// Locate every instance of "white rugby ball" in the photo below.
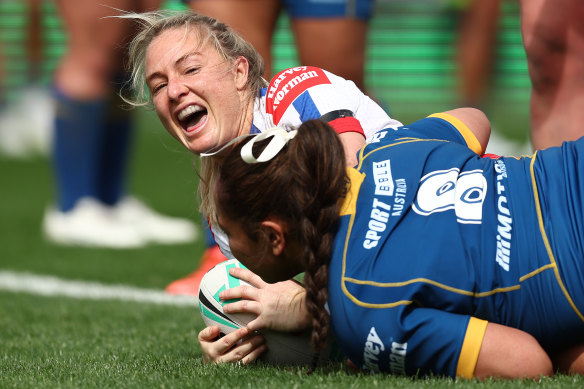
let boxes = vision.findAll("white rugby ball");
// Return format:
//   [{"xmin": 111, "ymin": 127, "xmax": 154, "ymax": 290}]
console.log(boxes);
[{"xmin": 198, "ymin": 258, "xmax": 339, "ymax": 366}]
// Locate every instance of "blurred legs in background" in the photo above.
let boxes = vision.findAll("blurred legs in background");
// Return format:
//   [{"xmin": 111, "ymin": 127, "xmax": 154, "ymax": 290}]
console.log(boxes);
[
  {"xmin": 519, "ymin": 0, "xmax": 584, "ymax": 150},
  {"xmin": 43, "ymin": 0, "xmax": 197, "ymax": 249},
  {"xmin": 454, "ymin": 0, "xmax": 501, "ymax": 109},
  {"xmin": 0, "ymin": 0, "xmax": 53, "ymax": 158}
]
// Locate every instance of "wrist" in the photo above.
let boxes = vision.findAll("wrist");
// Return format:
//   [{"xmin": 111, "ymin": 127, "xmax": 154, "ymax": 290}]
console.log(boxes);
[{"xmin": 292, "ymin": 288, "xmax": 312, "ymax": 329}]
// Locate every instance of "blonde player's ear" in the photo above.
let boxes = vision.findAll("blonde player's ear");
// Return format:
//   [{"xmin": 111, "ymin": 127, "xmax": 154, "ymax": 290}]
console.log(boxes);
[
  {"xmin": 234, "ymin": 56, "xmax": 249, "ymax": 91},
  {"xmin": 260, "ymin": 220, "xmax": 286, "ymax": 256}
]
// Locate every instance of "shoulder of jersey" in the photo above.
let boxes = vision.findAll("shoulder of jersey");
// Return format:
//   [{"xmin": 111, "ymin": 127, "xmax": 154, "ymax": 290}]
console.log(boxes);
[{"xmin": 265, "ymin": 66, "xmax": 333, "ymax": 125}]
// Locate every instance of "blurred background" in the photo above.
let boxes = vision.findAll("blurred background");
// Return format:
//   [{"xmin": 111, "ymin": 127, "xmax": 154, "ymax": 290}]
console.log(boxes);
[{"xmin": 0, "ymin": 0, "xmax": 530, "ymax": 151}]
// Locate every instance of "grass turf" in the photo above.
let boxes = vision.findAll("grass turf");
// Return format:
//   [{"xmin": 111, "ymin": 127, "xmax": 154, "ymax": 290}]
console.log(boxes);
[{"xmin": 3, "ymin": 291, "xmax": 583, "ymax": 388}]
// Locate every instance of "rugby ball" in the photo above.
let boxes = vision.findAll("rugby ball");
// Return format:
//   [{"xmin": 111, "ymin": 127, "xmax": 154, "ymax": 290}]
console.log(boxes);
[{"xmin": 198, "ymin": 258, "xmax": 339, "ymax": 366}]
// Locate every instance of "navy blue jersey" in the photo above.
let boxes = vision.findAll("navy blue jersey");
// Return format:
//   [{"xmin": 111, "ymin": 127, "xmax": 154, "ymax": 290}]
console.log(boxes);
[{"xmin": 327, "ymin": 113, "xmax": 584, "ymax": 377}]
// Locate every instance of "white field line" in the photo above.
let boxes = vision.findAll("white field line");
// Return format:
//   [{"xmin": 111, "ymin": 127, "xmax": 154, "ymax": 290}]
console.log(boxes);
[{"xmin": 0, "ymin": 270, "xmax": 197, "ymax": 307}]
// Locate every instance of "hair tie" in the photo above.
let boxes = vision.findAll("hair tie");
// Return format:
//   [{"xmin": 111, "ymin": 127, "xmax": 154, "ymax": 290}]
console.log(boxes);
[
  {"xmin": 240, "ymin": 128, "xmax": 297, "ymax": 164},
  {"xmin": 200, "ymin": 127, "xmax": 297, "ymax": 164}
]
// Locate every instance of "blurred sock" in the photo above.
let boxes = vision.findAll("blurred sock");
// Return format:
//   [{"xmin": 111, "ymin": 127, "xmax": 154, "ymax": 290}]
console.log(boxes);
[
  {"xmin": 97, "ymin": 96, "xmax": 133, "ymax": 206},
  {"xmin": 52, "ymin": 86, "xmax": 107, "ymax": 212}
]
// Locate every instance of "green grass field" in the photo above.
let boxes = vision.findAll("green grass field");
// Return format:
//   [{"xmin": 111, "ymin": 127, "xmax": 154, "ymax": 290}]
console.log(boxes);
[{"xmin": 0, "ymin": 108, "xmax": 581, "ymax": 388}]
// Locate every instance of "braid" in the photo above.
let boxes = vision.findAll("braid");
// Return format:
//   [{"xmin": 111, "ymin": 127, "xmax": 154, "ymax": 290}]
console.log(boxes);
[
  {"xmin": 302, "ymin": 208, "xmax": 335, "ymax": 351},
  {"xmin": 217, "ymin": 119, "xmax": 348, "ymax": 365},
  {"xmin": 286, "ymin": 120, "xmax": 346, "ymax": 356}
]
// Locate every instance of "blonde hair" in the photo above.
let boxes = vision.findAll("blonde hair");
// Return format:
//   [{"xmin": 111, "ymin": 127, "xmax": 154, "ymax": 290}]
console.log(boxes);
[
  {"xmin": 118, "ymin": 10, "xmax": 267, "ymax": 220},
  {"xmin": 199, "ymin": 156, "xmax": 223, "ymax": 225},
  {"xmin": 120, "ymin": 10, "xmax": 265, "ymax": 108}
]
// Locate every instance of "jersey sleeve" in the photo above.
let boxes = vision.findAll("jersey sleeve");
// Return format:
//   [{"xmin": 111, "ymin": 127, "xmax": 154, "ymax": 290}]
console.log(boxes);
[
  {"xmin": 392, "ymin": 114, "xmax": 483, "ymax": 155},
  {"xmin": 457, "ymin": 316, "xmax": 488, "ymax": 378},
  {"xmin": 264, "ymin": 66, "xmax": 402, "ymax": 141},
  {"xmin": 397, "ymin": 309, "xmax": 487, "ymax": 377},
  {"xmin": 339, "ymin": 306, "xmax": 487, "ymax": 377}
]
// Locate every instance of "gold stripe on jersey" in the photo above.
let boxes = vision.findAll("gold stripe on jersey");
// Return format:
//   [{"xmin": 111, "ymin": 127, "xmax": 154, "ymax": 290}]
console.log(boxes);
[
  {"xmin": 339, "ymin": 167, "xmax": 365, "ymax": 217},
  {"xmin": 530, "ymin": 152, "xmax": 584, "ymax": 323},
  {"xmin": 428, "ymin": 113, "xmax": 483, "ymax": 155},
  {"xmin": 456, "ymin": 317, "xmax": 488, "ymax": 379},
  {"xmin": 341, "ymin": 261, "xmax": 560, "ymax": 309},
  {"xmin": 359, "ymin": 138, "xmax": 446, "ymax": 165},
  {"xmin": 343, "ymin": 277, "xmax": 521, "ymax": 300}
]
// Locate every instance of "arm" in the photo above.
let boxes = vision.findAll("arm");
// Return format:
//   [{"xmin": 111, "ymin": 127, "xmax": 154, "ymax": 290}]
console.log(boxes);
[
  {"xmin": 266, "ymin": 67, "xmax": 398, "ymax": 166},
  {"xmin": 474, "ymin": 322, "xmax": 553, "ymax": 379},
  {"xmin": 338, "ymin": 132, "xmax": 365, "ymax": 167},
  {"xmin": 396, "ymin": 108, "xmax": 490, "ymax": 155},
  {"xmin": 320, "ymin": 110, "xmax": 367, "ymax": 167},
  {"xmin": 341, "ymin": 306, "xmax": 552, "ymax": 378},
  {"xmin": 441, "ymin": 107, "xmax": 491, "ymax": 153},
  {"xmin": 553, "ymin": 342, "xmax": 584, "ymax": 374}
]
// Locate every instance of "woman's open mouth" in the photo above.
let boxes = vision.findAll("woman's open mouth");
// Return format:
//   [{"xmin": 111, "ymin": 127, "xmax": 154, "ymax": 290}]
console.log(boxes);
[{"xmin": 178, "ymin": 104, "xmax": 208, "ymax": 133}]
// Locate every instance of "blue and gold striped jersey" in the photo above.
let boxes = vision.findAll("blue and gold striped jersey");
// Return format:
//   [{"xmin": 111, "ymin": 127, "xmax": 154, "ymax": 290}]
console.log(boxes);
[{"xmin": 327, "ymin": 114, "xmax": 584, "ymax": 377}]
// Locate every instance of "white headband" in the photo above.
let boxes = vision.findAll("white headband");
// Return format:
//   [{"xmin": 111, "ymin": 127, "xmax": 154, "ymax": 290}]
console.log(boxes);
[{"xmin": 200, "ymin": 127, "xmax": 297, "ymax": 164}]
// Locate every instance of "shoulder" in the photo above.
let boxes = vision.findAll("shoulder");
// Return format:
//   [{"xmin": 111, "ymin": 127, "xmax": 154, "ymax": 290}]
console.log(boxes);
[{"xmin": 265, "ymin": 66, "xmax": 360, "ymax": 124}]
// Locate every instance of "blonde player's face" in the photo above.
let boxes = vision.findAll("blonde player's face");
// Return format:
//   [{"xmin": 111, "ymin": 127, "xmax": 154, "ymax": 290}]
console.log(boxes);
[{"xmin": 146, "ymin": 27, "xmax": 251, "ymax": 154}]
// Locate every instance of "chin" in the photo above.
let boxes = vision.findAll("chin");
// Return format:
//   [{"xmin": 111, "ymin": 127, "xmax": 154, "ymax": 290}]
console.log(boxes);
[
  {"xmin": 188, "ymin": 143, "xmax": 204, "ymax": 155},
  {"xmin": 188, "ymin": 134, "xmax": 221, "ymax": 155},
  {"xmin": 186, "ymin": 139, "xmax": 212, "ymax": 155}
]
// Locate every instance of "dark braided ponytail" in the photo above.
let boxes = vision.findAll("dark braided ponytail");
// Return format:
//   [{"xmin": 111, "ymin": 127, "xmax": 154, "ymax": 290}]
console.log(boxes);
[{"xmin": 217, "ymin": 119, "xmax": 348, "ymax": 359}]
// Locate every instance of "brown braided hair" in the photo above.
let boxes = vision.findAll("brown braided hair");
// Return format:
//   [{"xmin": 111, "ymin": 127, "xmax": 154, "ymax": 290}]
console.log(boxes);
[{"xmin": 216, "ymin": 119, "xmax": 347, "ymax": 356}]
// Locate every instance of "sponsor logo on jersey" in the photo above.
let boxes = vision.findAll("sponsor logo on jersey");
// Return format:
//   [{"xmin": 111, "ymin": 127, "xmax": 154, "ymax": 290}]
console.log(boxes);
[
  {"xmin": 494, "ymin": 159, "xmax": 512, "ymax": 271},
  {"xmin": 266, "ymin": 66, "xmax": 331, "ymax": 124},
  {"xmin": 363, "ymin": 197, "xmax": 392, "ymax": 249},
  {"xmin": 392, "ymin": 179, "xmax": 407, "ymax": 217},
  {"xmin": 389, "ymin": 341, "xmax": 407, "ymax": 375},
  {"xmin": 363, "ymin": 327, "xmax": 385, "ymax": 373},
  {"xmin": 363, "ymin": 160, "xmax": 407, "ymax": 249},
  {"xmin": 373, "ymin": 160, "xmax": 394, "ymax": 196}
]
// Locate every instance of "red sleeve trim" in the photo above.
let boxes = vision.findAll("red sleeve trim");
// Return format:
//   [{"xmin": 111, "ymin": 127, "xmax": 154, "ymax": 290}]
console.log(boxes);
[{"xmin": 329, "ymin": 116, "xmax": 365, "ymax": 137}]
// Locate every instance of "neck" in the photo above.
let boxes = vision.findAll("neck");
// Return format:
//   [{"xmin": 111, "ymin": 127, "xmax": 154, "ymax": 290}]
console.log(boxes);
[{"xmin": 237, "ymin": 92, "xmax": 256, "ymax": 137}]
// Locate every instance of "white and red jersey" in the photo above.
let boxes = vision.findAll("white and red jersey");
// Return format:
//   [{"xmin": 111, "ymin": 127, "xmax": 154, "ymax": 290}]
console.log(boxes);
[
  {"xmin": 251, "ymin": 66, "xmax": 402, "ymax": 140},
  {"xmin": 213, "ymin": 66, "xmax": 402, "ymax": 259}
]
